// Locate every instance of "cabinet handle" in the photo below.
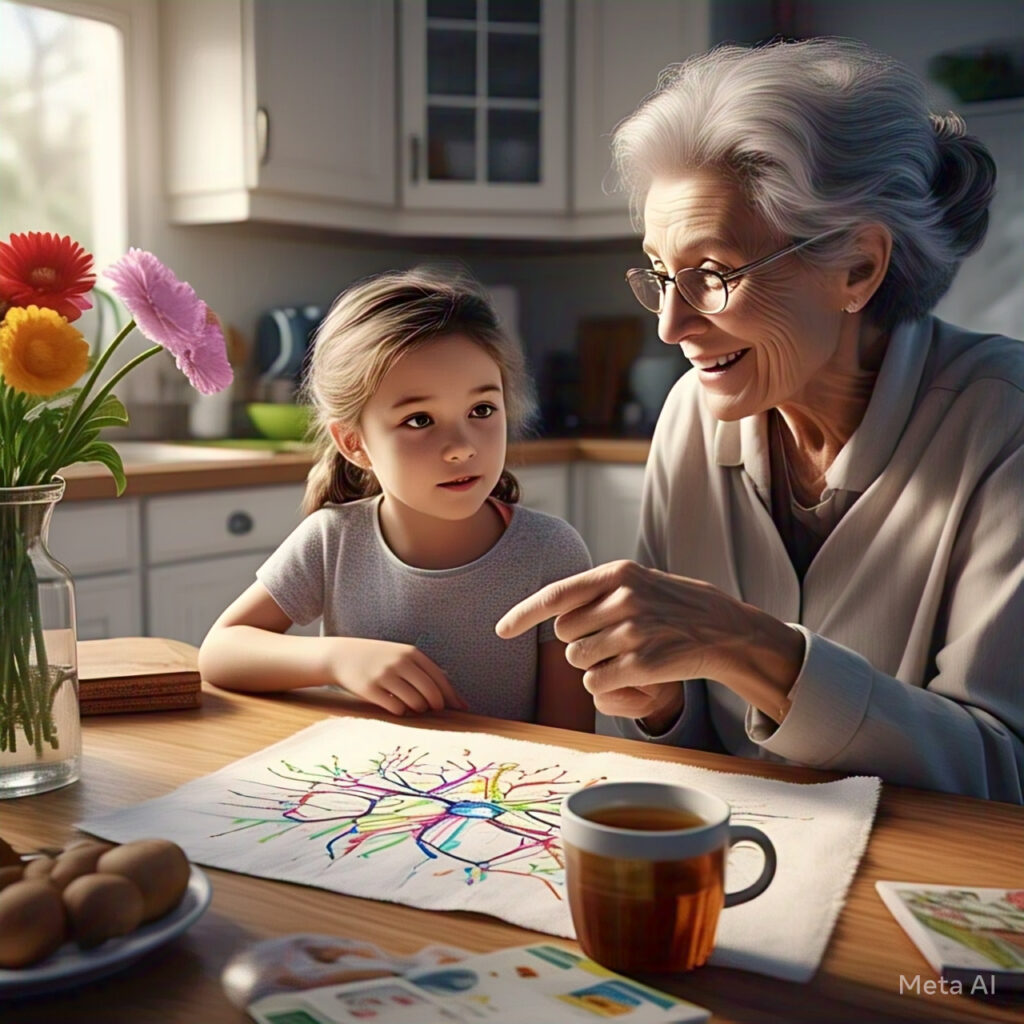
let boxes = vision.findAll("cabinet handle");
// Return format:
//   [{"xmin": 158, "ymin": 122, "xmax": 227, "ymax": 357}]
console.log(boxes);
[
  {"xmin": 256, "ymin": 107, "xmax": 270, "ymax": 165},
  {"xmin": 227, "ymin": 511, "xmax": 254, "ymax": 536},
  {"xmin": 409, "ymin": 134, "xmax": 420, "ymax": 184}
]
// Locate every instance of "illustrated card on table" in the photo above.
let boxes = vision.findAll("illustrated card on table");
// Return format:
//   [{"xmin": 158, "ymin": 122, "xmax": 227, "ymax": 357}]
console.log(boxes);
[
  {"xmin": 247, "ymin": 944, "xmax": 709, "ymax": 1023},
  {"xmin": 876, "ymin": 881, "xmax": 1024, "ymax": 993}
]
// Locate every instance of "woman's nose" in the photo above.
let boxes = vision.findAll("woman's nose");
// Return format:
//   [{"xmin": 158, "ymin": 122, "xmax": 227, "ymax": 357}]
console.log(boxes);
[{"xmin": 658, "ymin": 284, "xmax": 710, "ymax": 347}]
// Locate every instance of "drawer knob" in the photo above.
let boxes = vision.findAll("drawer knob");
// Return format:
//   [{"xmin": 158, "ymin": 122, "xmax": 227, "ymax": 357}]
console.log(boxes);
[{"xmin": 227, "ymin": 511, "xmax": 254, "ymax": 535}]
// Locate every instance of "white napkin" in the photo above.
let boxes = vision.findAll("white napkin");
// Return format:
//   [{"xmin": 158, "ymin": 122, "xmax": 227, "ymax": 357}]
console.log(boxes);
[{"xmin": 78, "ymin": 718, "xmax": 880, "ymax": 983}]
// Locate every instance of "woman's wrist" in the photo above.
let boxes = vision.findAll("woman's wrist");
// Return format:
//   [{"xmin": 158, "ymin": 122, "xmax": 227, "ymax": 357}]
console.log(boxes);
[
  {"xmin": 637, "ymin": 683, "xmax": 686, "ymax": 735},
  {"xmin": 721, "ymin": 606, "xmax": 805, "ymax": 723}
]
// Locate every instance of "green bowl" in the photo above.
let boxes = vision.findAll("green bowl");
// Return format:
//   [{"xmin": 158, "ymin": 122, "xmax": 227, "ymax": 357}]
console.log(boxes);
[{"xmin": 246, "ymin": 403, "xmax": 313, "ymax": 441}]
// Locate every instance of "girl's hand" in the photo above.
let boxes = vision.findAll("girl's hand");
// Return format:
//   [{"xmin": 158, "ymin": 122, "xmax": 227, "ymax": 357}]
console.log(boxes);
[
  {"xmin": 327, "ymin": 638, "xmax": 467, "ymax": 715},
  {"xmin": 496, "ymin": 560, "xmax": 803, "ymax": 723}
]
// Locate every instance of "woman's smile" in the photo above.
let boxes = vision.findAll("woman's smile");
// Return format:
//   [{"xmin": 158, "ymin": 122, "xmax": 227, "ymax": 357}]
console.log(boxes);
[{"xmin": 688, "ymin": 347, "xmax": 750, "ymax": 374}]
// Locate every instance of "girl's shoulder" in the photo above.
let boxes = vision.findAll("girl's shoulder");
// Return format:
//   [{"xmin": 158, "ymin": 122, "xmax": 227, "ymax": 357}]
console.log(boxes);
[{"xmin": 503, "ymin": 504, "xmax": 591, "ymax": 570}]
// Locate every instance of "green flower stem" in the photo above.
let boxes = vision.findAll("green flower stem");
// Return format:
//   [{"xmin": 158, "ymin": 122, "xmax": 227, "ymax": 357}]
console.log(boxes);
[
  {"xmin": 50, "ymin": 317, "xmax": 136, "ymax": 454},
  {"xmin": 0, "ymin": 500, "xmax": 63, "ymax": 756},
  {"xmin": 47, "ymin": 339, "xmax": 162, "ymax": 477}
]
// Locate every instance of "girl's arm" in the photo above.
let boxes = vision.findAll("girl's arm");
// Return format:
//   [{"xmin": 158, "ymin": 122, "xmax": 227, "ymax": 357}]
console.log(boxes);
[
  {"xmin": 199, "ymin": 582, "xmax": 465, "ymax": 714},
  {"xmin": 534, "ymin": 640, "xmax": 595, "ymax": 733}
]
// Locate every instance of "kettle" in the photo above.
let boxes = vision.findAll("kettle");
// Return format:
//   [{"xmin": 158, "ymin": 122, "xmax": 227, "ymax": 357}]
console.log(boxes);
[{"xmin": 255, "ymin": 305, "xmax": 323, "ymax": 386}]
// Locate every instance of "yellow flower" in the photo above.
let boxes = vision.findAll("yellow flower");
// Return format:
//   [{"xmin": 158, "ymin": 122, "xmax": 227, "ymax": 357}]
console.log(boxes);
[{"xmin": 0, "ymin": 304, "xmax": 90, "ymax": 396}]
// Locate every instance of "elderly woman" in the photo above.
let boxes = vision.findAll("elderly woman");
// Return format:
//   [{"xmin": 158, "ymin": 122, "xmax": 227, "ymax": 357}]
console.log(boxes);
[{"xmin": 498, "ymin": 38, "xmax": 1023, "ymax": 802}]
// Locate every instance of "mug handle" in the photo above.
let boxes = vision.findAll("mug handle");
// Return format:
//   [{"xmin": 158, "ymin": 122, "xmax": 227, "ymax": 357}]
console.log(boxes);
[{"xmin": 724, "ymin": 824, "xmax": 777, "ymax": 908}]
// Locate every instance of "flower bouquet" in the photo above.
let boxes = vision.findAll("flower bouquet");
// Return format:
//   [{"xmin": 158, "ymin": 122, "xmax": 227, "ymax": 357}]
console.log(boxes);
[{"xmin": 0, "ymin": 231, "xmax": 232, "ymax": 796}]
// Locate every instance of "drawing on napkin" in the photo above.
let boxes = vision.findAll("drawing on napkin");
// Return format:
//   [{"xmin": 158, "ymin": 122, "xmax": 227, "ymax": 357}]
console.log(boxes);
[
  {"xmin": 215, "ymin": 743, "xmax": 809, "ymax": 901},
  {"xmin": 220, "ymin": 744, "xmax": 604, "ymax": 897}
]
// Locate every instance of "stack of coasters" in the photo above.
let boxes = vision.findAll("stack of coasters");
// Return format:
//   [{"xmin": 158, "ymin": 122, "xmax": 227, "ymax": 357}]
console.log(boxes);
[{"xmin": 77, "ymin": 636, "xmax": 202, "ymax": 715}]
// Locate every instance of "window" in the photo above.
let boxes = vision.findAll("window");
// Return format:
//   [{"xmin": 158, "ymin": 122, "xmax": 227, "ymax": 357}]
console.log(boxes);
[{"xmin": 0, "ymin": 0, "xmax": 126, "ymax": 272}]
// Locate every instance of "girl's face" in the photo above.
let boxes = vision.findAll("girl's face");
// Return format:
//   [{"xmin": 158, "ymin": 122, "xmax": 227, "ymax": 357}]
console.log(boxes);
[
  {"xmin": 340, "ymin": 333, "xmax": 508, "ymax": 521},
  {"xmin": 642, "ymin": 170, "xmax": 848, "ymax": 421}
]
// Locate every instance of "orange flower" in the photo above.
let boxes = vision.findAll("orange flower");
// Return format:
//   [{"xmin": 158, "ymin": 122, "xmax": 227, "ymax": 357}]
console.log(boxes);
[
  {"xmin": 0, "ymin": 232, "xmax": 95, "ymax": 322},
  {"xmin": 0, "ymin": 305, "xmax": 90, "ymax": 396}
]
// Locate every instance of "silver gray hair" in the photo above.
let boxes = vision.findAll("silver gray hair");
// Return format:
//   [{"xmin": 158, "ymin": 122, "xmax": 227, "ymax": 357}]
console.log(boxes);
[{"xmin": 611, "ymin": 37, "xmax": 996, "ymax": 330}]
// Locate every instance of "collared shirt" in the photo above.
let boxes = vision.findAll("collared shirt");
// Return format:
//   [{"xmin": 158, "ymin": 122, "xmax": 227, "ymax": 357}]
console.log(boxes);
[{"xmin": 609, "ymin": 317, "xmax": 1024, "ymax": 802}]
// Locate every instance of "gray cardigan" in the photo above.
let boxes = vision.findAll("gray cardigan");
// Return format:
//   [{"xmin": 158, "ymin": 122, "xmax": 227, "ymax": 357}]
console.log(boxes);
[{"xmin": 611, "ymin": 317, "xmax": 1024, "ymax": 803}]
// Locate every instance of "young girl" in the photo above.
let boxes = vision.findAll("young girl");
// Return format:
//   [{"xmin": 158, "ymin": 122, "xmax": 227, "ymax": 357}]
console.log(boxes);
[{"xmin": 199, "ymin": 268, "xmax": 595, "ymax": 731}]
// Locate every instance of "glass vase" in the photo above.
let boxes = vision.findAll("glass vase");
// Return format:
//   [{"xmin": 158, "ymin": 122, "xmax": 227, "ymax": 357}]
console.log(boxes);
[{"xmin": 0, "ymin": 478, "xmax": 81, "ymax": 798}]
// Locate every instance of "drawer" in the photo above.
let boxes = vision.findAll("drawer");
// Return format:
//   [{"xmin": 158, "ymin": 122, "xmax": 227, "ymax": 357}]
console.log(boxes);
[
  {"xmin": 145, "ymin": 485, "xmax": 306, "ymax": 564},
  {"xmin": 48, "ymin": 499, "xmax": 141, "ymax": 575}
]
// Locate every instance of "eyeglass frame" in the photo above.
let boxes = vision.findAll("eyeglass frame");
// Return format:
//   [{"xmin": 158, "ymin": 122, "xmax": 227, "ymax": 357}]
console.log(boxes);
[{"xmin": 625, "ymin": 227, "xmax": 847, "ymax": 316}]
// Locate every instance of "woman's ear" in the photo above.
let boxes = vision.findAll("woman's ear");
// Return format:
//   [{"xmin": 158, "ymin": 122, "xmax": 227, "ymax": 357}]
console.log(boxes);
[
  {"xmin": 840, "ymin": 223, "xmax": 892, "ymax": 314},
  {"xmin": 329, "ymin": 421, "xmax": 370, "ymax": 469}
]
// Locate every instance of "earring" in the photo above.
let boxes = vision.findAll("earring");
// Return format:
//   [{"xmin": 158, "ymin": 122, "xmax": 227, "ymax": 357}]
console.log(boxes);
[{"xmin": 844, "ymin": 301, "xmax": 860, "ymax": 314}]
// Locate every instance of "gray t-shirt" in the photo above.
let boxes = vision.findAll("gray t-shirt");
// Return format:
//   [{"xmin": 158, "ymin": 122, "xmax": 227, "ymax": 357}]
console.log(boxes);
[{"xmin": 257, "ymin": 496, "xmax": 592, "ymax": 721}]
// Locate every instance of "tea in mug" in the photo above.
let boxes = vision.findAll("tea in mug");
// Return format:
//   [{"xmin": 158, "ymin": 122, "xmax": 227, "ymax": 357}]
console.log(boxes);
[
  {"xmin": 562, "ymin": 782, "xmax": 777, "ymax": 974},
  {"xmin": 582, "ymin": 805, "xmax": 707, "ymax": 832},
  {"xmin": 565, "ymin": 843, "xmax": 725, "ymax": 974}
]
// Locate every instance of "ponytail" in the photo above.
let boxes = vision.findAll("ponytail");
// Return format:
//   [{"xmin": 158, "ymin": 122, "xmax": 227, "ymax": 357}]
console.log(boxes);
[
  {"xmin": 491, "ymin": 469, "xmax": 521, "ymax": 505},
  {"xmin": 302, "ymin": 440, "xmax": 380, "ymax": 515}
]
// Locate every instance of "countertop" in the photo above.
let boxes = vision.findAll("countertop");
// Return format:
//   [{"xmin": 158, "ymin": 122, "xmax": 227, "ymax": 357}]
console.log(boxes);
[{"xmin": 60, "ymin": 437, "xmax": 651, "ymax": 501}]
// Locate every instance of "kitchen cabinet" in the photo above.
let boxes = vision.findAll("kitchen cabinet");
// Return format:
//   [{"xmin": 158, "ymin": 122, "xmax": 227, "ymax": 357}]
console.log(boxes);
[
  {"xmin": 144, "ymin": 484, "xmax": 319, "ymax": 646},
  {"xmin": 572, "ymin": 463, "xmax": 645, "ymax": 564},
  {"xmin": 47, "ymin": 499, "xmax": 144, "ymax": 640},
  {"xmin": 513, "ymin": 462, "xmax": 571, "ymax": 521},
  {"xmin": 49, "ymin": 484, "xmax": 317, "ymax": 645},
  {"xmin": 160, "ymin": 0, "xmax": 729, "ymax": 238},
  {"xmin": 572, "ymin": 0, "xmax": 711, "ymax": 217},
  {"xmin": 399, "ymin": 0, "xmax": 568, "ymax": 214},
  {"xmin": 161, "ymin": 0, "xmax": 396, "ymax": 229}
]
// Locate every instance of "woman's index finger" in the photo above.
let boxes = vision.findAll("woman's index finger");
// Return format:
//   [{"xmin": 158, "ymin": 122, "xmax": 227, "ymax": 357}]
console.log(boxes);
[{"xmin": 495, "ymin": 565, "xmax": 611, "ymax": 638}]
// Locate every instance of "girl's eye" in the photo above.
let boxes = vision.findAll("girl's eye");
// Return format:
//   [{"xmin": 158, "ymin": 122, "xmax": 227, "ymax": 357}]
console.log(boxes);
[
  {"xmin": 470, "ymin": 403, "xmax": 496, "ymax": 419},
  {"xmin": 403, "ymin": 413, "xmax": 433, "ymax": 429}
]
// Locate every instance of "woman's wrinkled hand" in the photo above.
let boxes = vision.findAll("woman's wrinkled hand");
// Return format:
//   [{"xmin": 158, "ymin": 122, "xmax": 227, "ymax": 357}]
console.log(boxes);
[
  {"xmin": 327, "ymin": 637, "xmax": 467, "ymax": 715},
  {"xmin": 496, "ymin": 560, "xmax": 800, "ymax": 723}
]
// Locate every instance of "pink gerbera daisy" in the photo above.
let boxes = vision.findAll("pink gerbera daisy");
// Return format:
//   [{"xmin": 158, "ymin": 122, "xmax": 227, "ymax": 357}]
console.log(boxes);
[
  {"xmin": 0, "ymin": 232, "xmax": 95, "ymax": 321},
  {"xmin": 104, "ymin": 248, "xmax": 232, "ymax": 394}
]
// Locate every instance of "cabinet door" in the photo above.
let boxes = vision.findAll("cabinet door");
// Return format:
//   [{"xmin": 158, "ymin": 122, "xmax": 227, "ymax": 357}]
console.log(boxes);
[
  {"xmin": 575, "ymin": 464, "xmax": 645, "ymax": 565},
  {"xmin": 75, "ymin": 573, "xmax": 143, "ymax": 641},
  {"xmin": 513, "ymin": 463, "xmax": 571, "ymax": 522},
  {"xmin": 400, "ymin": 0, "xmax": 568, "ymax": 212},
  {"xmin": 251, "ymin": 0, "xmax": 396, "ymax": 205},
  {"xmin": 148, "ymin": 551, "xmax": 270, "ymax": 647},
  {"xmin": 163, "ymin": 0, "xmax": 395, "ymax": 223},
  {"xmin": 573, "ymin": 0, "xmax": 711, "ymax": 214}
]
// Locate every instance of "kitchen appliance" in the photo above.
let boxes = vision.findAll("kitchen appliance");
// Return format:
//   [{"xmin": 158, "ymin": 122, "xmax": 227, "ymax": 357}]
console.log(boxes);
[{"xmin": 254, "ymin": 305, "xmax": 324, "ymax": 397}]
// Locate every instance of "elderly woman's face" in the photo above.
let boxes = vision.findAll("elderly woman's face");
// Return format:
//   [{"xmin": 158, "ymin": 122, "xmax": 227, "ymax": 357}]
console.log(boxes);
[{"xmin": 643, "ymin": 171, "xmax": 844, "ymax": 421}]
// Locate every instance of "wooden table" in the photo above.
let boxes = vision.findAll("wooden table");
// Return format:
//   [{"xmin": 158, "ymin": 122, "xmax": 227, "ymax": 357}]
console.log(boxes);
[{"xmin": 4, "ymin": 685, "xmax": 1022, "ymax": 1023}]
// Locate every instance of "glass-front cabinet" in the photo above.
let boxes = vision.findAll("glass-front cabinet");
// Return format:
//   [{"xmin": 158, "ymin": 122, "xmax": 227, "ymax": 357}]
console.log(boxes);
[{"xmin": 400, "ymin": 0, "xmax": 568, "ymax": 212}]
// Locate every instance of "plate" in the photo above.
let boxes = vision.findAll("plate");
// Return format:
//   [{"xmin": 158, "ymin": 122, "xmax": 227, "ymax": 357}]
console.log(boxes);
[{"xmin": 0, "ymin": 865, "xmax": 212, "ymax": 999}]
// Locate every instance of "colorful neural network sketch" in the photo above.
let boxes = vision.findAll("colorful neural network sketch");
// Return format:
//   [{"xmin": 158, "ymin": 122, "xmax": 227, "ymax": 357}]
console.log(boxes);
[{"xmin": 216, "ymin": 745, "xmax": 605, "ymax": 898}]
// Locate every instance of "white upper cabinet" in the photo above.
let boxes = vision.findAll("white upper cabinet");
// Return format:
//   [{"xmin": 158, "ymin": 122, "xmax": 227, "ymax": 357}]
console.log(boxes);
[
  {"xmin": 572, "ymin": 0, "xmax": 711, "ymax": 221},
  {"xmin": 162, "ymin": 0, "xmax": 396, "ymax": 228},
  {"xmin": 399, "ymin": 0, "xmax": 568, "ymax": 214},
  {"xmin": 161, "ymin": 0, "xmax": 727, "ymax": 238}
]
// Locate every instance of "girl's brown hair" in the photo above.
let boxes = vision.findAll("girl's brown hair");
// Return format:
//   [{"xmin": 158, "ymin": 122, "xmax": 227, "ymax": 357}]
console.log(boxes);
[{"xmin": 301, "ymin": 267, "xmax": 537, "ymax": 515}]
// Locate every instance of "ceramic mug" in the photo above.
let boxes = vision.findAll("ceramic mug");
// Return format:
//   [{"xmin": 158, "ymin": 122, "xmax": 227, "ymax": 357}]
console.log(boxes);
[{"xmin": 561, "ymin": 781, "xmax": 777, "ymax": 973}]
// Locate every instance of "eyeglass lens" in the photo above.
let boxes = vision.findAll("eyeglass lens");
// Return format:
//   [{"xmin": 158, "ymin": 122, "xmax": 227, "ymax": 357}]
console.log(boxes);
[{"xmin": 628, "ymin": 269, "xmax": 727, "ymax": 315}]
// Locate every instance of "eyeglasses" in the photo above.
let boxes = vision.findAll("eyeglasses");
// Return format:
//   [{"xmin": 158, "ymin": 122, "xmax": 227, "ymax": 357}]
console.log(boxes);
[{"xmin": 625, "ymin": 228, "xmax": 845, "ymax": 315}]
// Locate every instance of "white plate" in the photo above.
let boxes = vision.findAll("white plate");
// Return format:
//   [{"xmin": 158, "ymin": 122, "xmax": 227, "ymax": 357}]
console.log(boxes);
[{"xmin": 0, "ymin": 865, "xmax": 212, "ymax": 999}]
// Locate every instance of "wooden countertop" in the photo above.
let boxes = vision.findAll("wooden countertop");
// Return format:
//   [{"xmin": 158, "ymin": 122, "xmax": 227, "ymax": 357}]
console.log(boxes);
[
  {"xmin": 5, "ymin": 684, "xmax": 1023, "ymax": 1023},
  {"xmin": 60, "ymin": 438, "xmax": 651, "ymax": 501}
]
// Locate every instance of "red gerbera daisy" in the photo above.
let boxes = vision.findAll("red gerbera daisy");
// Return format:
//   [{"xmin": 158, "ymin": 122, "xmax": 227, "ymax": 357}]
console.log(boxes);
[{"xmin": 0, "ymin": 231, "xmax": 95, "ymax": 322}]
